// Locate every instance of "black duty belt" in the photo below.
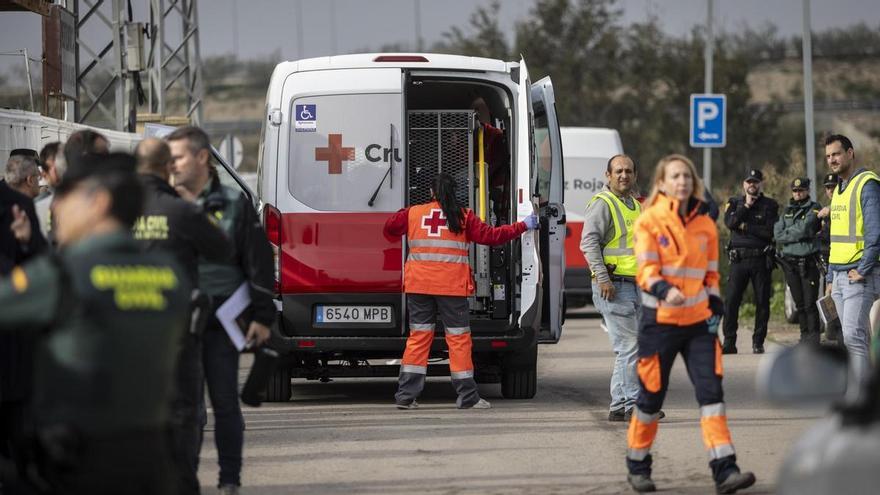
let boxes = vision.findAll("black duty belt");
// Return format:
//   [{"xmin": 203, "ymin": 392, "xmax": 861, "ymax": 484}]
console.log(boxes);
[
  {"xmin": 609, "ymin": 275, "xmax": 636, "ymax": 283},
  {"xmin": 730, "ymin": 247, "xmax": 767, "ymax": 258}
]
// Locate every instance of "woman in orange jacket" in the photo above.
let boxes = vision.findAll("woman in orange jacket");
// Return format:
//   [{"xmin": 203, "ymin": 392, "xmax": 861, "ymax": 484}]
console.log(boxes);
[
  {"xmin": 625, "ymin": 155, "xmax": 755, "ymax": 494},
  {"xmin": 384, "ymin": 173, "xmax": 538, "ymax": 410}
]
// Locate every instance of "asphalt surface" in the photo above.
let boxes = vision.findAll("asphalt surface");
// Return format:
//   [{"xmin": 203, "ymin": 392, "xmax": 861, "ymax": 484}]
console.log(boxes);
[{"xmin": 198, "ymin": 308, "xmax": 823, "ymax": 494}]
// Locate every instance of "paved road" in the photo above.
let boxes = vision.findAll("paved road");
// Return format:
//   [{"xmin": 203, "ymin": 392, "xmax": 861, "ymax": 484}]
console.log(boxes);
[{"xmin": 198, "ymin": 310, "xmax": 821, "ymax": 494}]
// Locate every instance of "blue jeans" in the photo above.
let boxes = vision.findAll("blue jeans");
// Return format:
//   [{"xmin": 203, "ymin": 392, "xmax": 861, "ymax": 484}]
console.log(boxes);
[
  {"xmin": 202, "ymin": 311, "xmax": 244, "ymax": 487},
  {"xmin": 831, "ymin": 269, "xmax": 880, "ymax": 387},
  {"xmin": 592, "ymin": 279, "xmax": 641, "ymax": 411}
]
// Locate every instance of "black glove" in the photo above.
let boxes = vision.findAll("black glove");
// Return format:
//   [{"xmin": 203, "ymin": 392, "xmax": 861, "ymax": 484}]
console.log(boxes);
[{"xmin": 709, "ymin": 294, "xmax": 725, "ymax": 316}]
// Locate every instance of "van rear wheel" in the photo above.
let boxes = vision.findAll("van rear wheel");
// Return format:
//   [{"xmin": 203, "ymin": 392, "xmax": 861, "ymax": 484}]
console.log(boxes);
[
  {"xmin": 265, "ymin": 366, "xmax": 292, "ymax": 402},
  {"xmin": 501, "ymin": 365, "xmax": 536, "ymax": 399},
  {"xmin": 501, "ymin": 342, "xmax": 538, "ymax": 399}
]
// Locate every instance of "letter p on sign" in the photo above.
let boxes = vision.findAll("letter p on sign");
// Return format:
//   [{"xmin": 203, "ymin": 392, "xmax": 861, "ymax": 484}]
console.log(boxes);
[{"xmin": 690, "ymin": 94, "xmax": 726, "ymax": 148}]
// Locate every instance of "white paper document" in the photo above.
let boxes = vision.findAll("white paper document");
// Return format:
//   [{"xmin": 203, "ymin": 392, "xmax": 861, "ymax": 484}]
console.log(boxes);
[{"xmin": 216, "ymin": 282, "xmax": 251, "ymax": 351}]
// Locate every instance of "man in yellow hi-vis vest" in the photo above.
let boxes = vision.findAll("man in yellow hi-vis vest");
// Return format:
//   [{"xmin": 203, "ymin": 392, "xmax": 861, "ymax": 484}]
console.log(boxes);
[
  {"xmin": 824, "ymin": 134, "xmax": 880, "ymax": 386},
  {"xmin": 580, "ymin": 154, "xmax": 651, "ymax": 422}
]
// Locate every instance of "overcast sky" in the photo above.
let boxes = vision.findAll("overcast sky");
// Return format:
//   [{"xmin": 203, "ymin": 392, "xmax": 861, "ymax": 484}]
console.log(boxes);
[{"xmin": 1, "ymin": 0, "xmax": 878, "ymax": 78}]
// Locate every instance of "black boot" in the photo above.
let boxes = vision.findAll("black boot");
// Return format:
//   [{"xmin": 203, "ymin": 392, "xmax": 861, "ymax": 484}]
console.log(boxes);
[
  {"xmin": 627, "ymin": 473, "xmax": 656, "ymax": 492},
  {"xmin": 716, "ymin": 471, "xmax": 756, "ymax": 494}
]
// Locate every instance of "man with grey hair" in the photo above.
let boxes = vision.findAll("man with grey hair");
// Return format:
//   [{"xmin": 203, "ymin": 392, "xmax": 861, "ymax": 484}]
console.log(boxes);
[
  {"xmin": 5, "ymin": 153, "xmax": 42, "ymax": 200},
  {"xmin": 1, "ymin": 151, "xmax": 48, "ymax": 485}
]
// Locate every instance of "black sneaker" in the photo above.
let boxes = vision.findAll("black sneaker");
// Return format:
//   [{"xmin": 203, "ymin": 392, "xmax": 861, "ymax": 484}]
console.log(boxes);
[
  {"xmin": 716, "ymin": 471, "xmax": 756, "ymax": 494},
  {"xmin": 627, "ymin": 473, "xmax": 656, "ymax": 492},
  {"xmin": 722, "ymin": 345, "xmax": 738, "ymax": 355},
  {"xmin": 609, "ymin": 408, "xmax": 626, "ymax": 422},
  {"xmin": 752, "ymin": 344, "xmax": 764, "ymax": 354}
]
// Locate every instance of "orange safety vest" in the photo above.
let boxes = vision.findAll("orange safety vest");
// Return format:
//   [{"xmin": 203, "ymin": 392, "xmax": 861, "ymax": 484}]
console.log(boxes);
[
  {"xmin": 404, "ymin": 201, "xmax": 474, "ymax": 297},
  {"xmin": 634, "ymin": 194, "xmax": 720, "ymax": 326}
]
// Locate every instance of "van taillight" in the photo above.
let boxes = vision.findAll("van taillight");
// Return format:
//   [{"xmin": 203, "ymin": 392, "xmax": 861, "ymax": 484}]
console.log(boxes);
[
  {"xmin": 373, "ymin": 55, "xmax": 429, "ymax": 63},
  {"xmin": 263, "ymin": 204, "xmax": 283, "ymax": 292}
]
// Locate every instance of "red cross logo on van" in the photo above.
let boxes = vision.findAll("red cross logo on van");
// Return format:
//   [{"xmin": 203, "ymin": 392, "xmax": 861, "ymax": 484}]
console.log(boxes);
[
  {"xmin": 315, "ymin": 134, "xmax": 355, "ymax": 174},
  {"xmin": 421, "ymin": 209, "xmax": 448, "ymax": 237}
]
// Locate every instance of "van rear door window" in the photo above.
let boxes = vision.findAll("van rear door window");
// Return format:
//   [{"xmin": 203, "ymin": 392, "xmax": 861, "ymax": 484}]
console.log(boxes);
[{"xmin": 288, "ymin": 94, "xmax": 404, "ymax": 212}]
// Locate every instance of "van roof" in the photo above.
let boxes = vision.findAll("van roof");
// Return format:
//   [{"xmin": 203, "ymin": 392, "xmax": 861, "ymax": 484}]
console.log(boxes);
[
  {"xmin": 560, "ymin": 127, "xmax": 623, "ymax": 158},
  {"xmin": 277, "ymin": 53, "xmax": 513, "ymax": 74}
]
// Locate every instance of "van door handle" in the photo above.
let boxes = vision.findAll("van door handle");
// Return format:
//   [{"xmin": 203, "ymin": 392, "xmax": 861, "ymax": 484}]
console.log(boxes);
[{"xmin": 557, "ymin": 214, "xmax": 566, "ymax": 225}]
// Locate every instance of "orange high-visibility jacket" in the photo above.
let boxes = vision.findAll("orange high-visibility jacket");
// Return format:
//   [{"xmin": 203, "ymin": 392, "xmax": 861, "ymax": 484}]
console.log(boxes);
[
  {"xmin": 634, "ymin": 193, "xmax": 720, "ymax": 326},
  {"xmin": 384, "ymin": 201, "xmax": 527, "ymax": 297}
]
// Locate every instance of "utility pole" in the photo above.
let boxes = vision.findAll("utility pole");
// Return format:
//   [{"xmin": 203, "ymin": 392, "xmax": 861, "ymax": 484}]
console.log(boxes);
[
  {"xmin": 414, "ymin": 0, "xmax": 423, "ymax": 52},
  {"xmin": 329, "ymin": 0, "xmax": 338, "ymax": 55},
  {"xmin": 295, "ymin": 0, "xmax": 304, "ymax": 59},
  {"xmin": 802, "ymin": 0, "xmax": 817, "ymax": 199},
  {"xmin": 703, "ymin": 0, "xmax": 714, "ymax": 190}
]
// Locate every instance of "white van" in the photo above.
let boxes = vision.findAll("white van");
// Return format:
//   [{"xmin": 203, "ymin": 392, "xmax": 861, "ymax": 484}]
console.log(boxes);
[
  {"xmin": 559, "ymin": 127, "xmax": 624, "ymax": 308},
  {"xmin": 256, "ymin": 54, "xmax": 565, "ymax": 400}
]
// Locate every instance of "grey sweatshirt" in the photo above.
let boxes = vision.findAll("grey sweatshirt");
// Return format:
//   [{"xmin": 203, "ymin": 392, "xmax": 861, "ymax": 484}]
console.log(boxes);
[{"xmin": 579, "ymin": 186, "xmax": 637, "ymax": 284}]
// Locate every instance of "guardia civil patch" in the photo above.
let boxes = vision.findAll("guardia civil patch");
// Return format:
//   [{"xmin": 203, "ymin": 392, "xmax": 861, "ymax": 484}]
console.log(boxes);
[{"xmin": 11, "ymin": 266, "xmax": 28, "ymax": 293}]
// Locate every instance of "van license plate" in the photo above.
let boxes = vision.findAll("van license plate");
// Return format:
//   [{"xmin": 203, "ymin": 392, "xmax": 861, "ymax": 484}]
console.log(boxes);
[{"xmin": 315, "ymin": 306, "xmax": 393, "ymax": 324}]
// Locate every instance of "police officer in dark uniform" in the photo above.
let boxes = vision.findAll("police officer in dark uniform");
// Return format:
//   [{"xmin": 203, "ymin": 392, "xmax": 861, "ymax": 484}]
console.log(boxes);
[
  {"xmin": 722, "ymin": 169, "xmax": 780, "ymax": 354},
  {"xmin": 0, "ymin": 153, "xmax": 190, "ymax": 494},
  {"xmin": 816, "ymin": 172, "xmax": 843, "ymax": 344},
  {"xmin": 134, "ymin": 138, "xmax": 233, "ymax": 495},
  {"xmin": 774, "ymin": 178, "xmax": 822, "ymax": 344}
]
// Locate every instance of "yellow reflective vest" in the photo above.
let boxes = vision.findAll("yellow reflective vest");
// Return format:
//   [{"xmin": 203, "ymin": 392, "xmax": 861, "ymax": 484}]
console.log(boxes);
[
  {"xmin": 829, "ymin": 170, "xmax": 880, "ymax": 265},
  {"xmin": 589, "ymin": 190, "xmax": 641, "ymax": 277}
]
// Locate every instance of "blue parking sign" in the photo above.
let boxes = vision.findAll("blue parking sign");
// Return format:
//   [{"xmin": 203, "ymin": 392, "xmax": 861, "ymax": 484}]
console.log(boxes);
[{"xmin": 690, "ymin": 94, "xmax": 726, "ymax": 148}]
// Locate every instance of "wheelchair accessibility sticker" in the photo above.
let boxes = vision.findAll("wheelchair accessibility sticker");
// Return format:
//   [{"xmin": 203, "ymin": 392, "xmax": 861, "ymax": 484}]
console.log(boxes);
[{"xmin": 295, "ymin": 104, "xmax": 317, "ymax": 132}]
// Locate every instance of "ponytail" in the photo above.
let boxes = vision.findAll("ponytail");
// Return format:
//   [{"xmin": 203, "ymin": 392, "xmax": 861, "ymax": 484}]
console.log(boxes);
[{"xmin": 432, "ymin": 173, "xmax": 465, "ymax": 234}]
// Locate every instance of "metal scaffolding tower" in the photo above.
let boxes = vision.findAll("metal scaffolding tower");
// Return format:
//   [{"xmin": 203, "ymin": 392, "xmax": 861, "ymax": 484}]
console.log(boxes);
[
  {"xmin": 72, "ymin": 0, "xmax": 203, "ymax": 131},
  {"xmin": 145, "ymin": 0, "xmax": 204, "ymax": 126}
]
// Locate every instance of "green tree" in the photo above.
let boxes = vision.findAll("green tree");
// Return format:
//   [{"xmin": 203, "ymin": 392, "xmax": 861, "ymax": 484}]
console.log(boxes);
[
  {"xmin": 514, "ymin": 0, "xmax": 624, "ymax": 126},
  {"xmin": 433, "ymin": 0, "xmax": 510, "ymax": 60}
]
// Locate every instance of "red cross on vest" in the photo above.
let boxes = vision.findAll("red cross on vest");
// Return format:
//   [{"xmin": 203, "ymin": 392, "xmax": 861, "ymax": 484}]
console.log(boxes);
[
  {"xmin": 315, "ymin": 134, "xmax": 355, "ymax": 174},
  {"xmin": 421, "ymin": 209, "xmax": 448, "ymax": 237}
]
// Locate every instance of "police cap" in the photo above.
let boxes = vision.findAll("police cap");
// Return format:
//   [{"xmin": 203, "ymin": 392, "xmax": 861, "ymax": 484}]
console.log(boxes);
[
  {"xmin": 56, "ymin": 152, "xmax": 137, "ymax": 195},
  {"xmin": 823, "ymin": 173, "xmax": 839, "ymax": 187},
  {"xmin": 744, "ymin": 169, "xmax": 763, "ymax": 182},
  {"xmin": 790, "ymin": 177, "xmax": 810, "ymax": 190}
]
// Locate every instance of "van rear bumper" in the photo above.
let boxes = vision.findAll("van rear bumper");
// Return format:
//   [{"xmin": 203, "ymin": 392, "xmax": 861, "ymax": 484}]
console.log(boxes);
[{"xmin": 276, "ymin": 293, "xmax": 534, "ymax": 353}]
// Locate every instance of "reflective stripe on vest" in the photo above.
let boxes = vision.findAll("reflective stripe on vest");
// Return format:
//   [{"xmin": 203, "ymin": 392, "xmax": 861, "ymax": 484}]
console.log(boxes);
[
  {"xmin": 829, "ymin": 170, "xmax": 880, "ymax": 264},
  {"xmin": 641, "ymin": 289, "xmax": 708, "ymax": 309},
  {"xmin": 590, "ymin": 191, "xmax": 641, "ymax": 276},
  {"xmin": 404, "ymin": 202, "xmax": 474, "ymax": 296}
]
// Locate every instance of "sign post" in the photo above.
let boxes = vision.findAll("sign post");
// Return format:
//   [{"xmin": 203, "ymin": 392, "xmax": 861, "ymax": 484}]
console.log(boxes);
[{"xmin": 690, "ymin": 94, "xmax": 726, "ymax": 192}]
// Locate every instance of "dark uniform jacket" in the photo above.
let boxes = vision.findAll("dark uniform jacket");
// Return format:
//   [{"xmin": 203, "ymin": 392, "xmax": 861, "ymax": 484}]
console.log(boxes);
[
  {"xmin": 197, "ymin": 174, "xmax": 275, "ymax": 326},
  {"xmin": 0, "ymin": 232, "xmax": 190, "ymax": 435},
  {"xmin": 134, "ymin": 174, "xmax": 233, "ymax": 287},
  {"xmin": 818, "ymin": 211, "xmax": 832, "ymax": 263},
  {"xmin": 724, "ymin": 194, "xmax": 780, "ymax": 250},
  {"xmin": 773, "ymin": 198, "xmax": 821, "ymax": 258},
  {"xmin": 0, "ymin": 179, "xmax": 48, "ymax": 403}
]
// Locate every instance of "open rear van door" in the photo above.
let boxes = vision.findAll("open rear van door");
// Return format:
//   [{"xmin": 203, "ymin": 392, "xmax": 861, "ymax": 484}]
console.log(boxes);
[
  {"xmin": 531, "ymin": 77, "xmax": 565, "ymax": 343},
  {"xmin": 515, "ymin": 58, "xmax": 542, "ymax": 334}
]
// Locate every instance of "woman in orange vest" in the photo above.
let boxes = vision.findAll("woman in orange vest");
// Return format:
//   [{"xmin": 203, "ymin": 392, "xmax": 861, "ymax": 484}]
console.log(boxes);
[
  {"xmin": 384, "ymin": 173, "xmax": 538, "ymax": 410},
  {"xmin": 625, "ymin": 155, "xmax": 755, "ymax": 494}
]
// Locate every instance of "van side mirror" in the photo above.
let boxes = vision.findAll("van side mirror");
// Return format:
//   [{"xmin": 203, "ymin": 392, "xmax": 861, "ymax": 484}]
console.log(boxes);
[{"xmin": 756, "ymin": 344, "xmax": 848, "ymax": 406}]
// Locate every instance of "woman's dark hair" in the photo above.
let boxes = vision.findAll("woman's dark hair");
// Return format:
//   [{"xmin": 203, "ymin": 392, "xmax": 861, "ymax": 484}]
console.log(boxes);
[{"xmin": 432, "ymin": 173, "xmax": 465, "ymax": 234}]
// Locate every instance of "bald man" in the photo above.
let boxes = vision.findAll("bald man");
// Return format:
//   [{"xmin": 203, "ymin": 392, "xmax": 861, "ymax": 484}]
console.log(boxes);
[{"xmin": 134, "ymin": 137, "xmax": 232, "ymax": 495}]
